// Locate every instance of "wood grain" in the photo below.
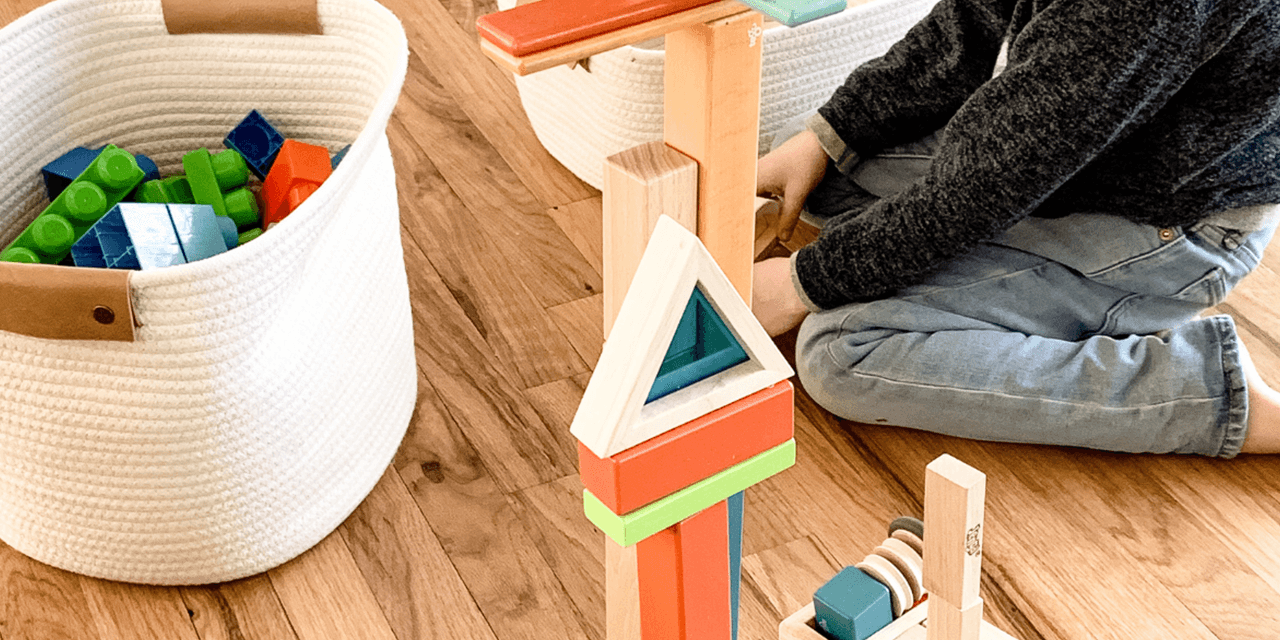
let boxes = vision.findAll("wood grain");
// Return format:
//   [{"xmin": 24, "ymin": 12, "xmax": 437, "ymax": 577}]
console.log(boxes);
[
  {"xmin": 0, "ymin": 543, "xmax": 100, "ymax": 640},
  {"xmin": 179, "ymin": 577, "xmax": 298, "ymax": 640},
  {"xmin": 79, "ymin": 579, "xmax": 201, "ymax": 640},
  {"xmin": 267, "ymin": 535, "xmax": 398, "ymax": 640}
]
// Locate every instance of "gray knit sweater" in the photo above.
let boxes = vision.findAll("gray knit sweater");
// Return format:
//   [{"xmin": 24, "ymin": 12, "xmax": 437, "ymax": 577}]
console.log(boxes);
[{"xmin": 793, "ymin": 0, "xmax": 1280, "ymax": 310}]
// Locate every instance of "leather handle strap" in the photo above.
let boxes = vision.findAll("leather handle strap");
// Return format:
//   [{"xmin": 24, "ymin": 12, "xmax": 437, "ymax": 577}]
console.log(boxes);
[
  {"xmin": 162, "ymin": 0, "xmax": 323, "ymax": 35},
  {"xmin": 0, "ymin": 263, "xmax": 137, "ymax": 342}
]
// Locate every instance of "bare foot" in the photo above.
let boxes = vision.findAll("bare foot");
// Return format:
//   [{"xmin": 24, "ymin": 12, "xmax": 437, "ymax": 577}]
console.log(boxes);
[{"xmin": 1239, "ymin": 340, "xmax": 1280, "ymax": 454}]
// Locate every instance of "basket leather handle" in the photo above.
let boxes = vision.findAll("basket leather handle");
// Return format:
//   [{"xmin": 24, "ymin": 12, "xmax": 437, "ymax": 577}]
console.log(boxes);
[
  {"xmin": 0, "ymin": 263, "xmax": 136, "ymax": 342},
  {"xmin": 162, "ymin": 0, "xmax": 323, "ymax": 35}
]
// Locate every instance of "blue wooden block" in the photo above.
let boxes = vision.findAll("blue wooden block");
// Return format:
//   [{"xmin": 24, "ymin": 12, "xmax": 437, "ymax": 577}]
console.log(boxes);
[
  {"xmin": 224, "ymin": 110, "xmax": 285, "ymax": 179},
  {"xmin": 646, "ymin": 287, "xmax": 749, "ymax": 403},
  {"xmin": 814, "ymin": 567, "xmax": 893, "ymax": 640},
  {"xmin": 738, "ymin": 0, "xmax": 846, "ymax": 27},
  {"xmin": 729, "ymin": 491, "xmax": 744, "ymax": 640}
]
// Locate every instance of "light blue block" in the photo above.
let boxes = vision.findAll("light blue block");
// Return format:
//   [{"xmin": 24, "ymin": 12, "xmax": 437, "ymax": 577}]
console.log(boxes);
[
  {"xmin": 647, "ymin": 287, "xmax": 749, "ymax": 403},
  {"xmin": 737, "ymin": 0, "xmax": 846, "ymax": 27},
  {"xmin": 118, "ymin": 203, "xmax": 185, "ymax": 270},
  {"xmin": 814, "ymin": 567, "xmax": 893, "ymax": 640},
  {"xmin": 169, "ymin": 204, "xmax": 230, "ymax": 262}
]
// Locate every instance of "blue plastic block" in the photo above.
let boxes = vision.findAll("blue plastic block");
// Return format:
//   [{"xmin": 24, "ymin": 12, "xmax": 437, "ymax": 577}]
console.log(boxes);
[
  {"xmin": 71, "ymin": 203, "xmax": 228, "ymax": 270},
  {"xmin": 216, "ymin": 215, "xmax": 240, "ymax": 249},
  {"xmin": 224, "ymin": 110, "xmax": 285, "ymax": 179},
  {"xmin": 738, "ymin": 0, "xmax": 846, "ymax": 27},
  {"xmin": 646, "ymin": 287, "xmax": 750, "ymax": 403},
  {"xmin": 331, "ymin": 144, "xmax": 351, "ymax": 170},
  {"xmin": 729, "ymin": 491, "xmax": 744, "ymax": 640},
  {"xmin": 41, "ymin": 146, "xmax": 101, "ymax": 200},
  {"xmin": 814, "ymin": 567, "xmax": 894, "ymax": 640}
]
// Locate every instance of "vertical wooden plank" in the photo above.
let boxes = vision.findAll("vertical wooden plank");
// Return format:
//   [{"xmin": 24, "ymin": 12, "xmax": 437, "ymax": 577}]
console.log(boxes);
[
  {"xmin": 602, "ymin": 142, "xmax": 699, "ymax": 335},
  {"xmin": 636, "ymin": 501, "xmax": 732, "ymax": 640},
  {"xmin": 663, "ymin": 10, "xmax": 764, "ymax": 304},
  {"xmin": 922, "ymin": 455, "xmax": 986, "ymax": 608},
  {"xmin": 607, "ymin": 541, "xmax": 644, "ymax": 640}
]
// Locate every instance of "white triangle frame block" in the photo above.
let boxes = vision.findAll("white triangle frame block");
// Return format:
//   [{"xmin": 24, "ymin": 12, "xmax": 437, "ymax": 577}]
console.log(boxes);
[{"xmin": 571, "ymin": 215, "xmax": 794, "ymax": 458}]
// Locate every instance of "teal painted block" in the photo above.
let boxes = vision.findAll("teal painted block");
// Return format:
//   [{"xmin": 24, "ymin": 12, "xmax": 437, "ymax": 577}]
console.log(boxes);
[
  {"xmin": 729, "ymin": 491, "xmax": 744, "ymax": 640},
  {"xmin": 814, "ymin": 567, "xmax": 893, "ymax": 640},
  {"xmin": 737, "ymin": 0, "xmax": 846, "ymax": 27},
  {"xmin": 2, "ymin": 146, "xmax": 144, "ymax": 264},
  {"xmin": 647, "ymin": 287, "xmax": 749, "ymax": 403},
  {"xmin": 583, "ymin": 440, "xmax": 795, "ymax": 547}
]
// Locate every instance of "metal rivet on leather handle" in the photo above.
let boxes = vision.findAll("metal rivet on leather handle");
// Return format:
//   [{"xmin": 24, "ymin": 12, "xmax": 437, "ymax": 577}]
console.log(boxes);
[{"xmin": 93, "ymin": 306, "xmax": 116, "ymax": 325}]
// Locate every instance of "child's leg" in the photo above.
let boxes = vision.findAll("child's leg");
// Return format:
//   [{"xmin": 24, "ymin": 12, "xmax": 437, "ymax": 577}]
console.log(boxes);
[
  {"xmin": 795, "ymin": 216, "xmax": 1277, "ymax": 458},
  {"xmin": 1240, "ymin": 340, "xmax": 1280, "ymax": 453}
]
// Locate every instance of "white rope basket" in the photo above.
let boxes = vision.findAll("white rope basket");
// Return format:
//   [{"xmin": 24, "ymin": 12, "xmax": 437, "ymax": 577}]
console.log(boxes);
[
  {"xmin": 500, "ymin": 0, "xmax": 941, "ymax": 189},
  {"xmin": 0, "ymin": 0, "xmax": 414, "ymax": 584}
]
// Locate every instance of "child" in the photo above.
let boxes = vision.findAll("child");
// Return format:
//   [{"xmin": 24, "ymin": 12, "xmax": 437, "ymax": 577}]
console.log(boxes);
[{"xmin": 752, "ymin": 0, "xmax": 1280, "ymax": 457}]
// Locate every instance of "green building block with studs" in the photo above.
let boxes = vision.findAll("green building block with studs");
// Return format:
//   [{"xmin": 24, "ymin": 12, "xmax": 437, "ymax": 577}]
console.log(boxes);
[
  {"xmin": 1, "ymin": 146, "xmax": 145, "ymax": 265},
  {"xmin": 134, "ymin": 176, "xmax": 196, "ymax": 205},
  {"xmin": 183, "ymin": 147, "xmax": 261, "ymax": 229}
]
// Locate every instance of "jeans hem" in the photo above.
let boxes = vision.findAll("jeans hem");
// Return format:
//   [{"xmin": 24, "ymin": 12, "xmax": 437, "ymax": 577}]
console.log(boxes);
[{"xmin": 1213, "ymin": 315, "xmax": 1249, "ymax": 458}]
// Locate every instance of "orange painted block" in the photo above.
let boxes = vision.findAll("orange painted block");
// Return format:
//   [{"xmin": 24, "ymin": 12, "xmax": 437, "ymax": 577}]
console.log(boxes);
[
  {"xmin": 476, "ymin": 0, "xmax": 718, "ymax": 56},
  {"xmin": 637, "ymin": 500, "xmax": 731, "ymax": 640},
  {"xmin": 260, "ymin": 139, "xmax": 332, "ymax": 228},
  {"xmin": 579, "ymin": 381, "xmax": 793, "ymax": 515}
]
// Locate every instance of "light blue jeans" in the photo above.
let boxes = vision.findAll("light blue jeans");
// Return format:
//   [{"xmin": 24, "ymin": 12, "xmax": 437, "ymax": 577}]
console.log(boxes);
[{"xmin": 780, "ymin": 123, "xmax": 1279, "ymax": 457}]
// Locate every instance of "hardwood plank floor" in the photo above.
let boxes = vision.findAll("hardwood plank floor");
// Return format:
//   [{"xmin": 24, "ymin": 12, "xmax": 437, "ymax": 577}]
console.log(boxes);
[{"xmin": 4, "ymin": 1, "xmax": 1280, "ymax": 639}]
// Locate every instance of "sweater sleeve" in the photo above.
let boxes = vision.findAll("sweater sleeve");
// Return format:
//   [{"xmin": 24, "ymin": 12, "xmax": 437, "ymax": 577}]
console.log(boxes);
[
  {"xmin": 817, "ymin": 0, "xmax": 1012, "ymax": 158},
  {"xmin": 796, "ymin": 1, "xmax": 1215, "ymax": 309}
]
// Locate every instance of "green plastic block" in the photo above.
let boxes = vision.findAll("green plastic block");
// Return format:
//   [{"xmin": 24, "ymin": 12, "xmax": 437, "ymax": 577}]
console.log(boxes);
[
  {"xmin": 183, "ymin": 147, "xmax": 260, "ymax": 228},
  {"xmin": 1, "ymin": 146, "xmax": 143, "ymax": 264},
  {"xmin": 584, "ymin": 439, "xmax": 795, "ymax": 547},
  {"xmin": 135, "ymin": 176, "xmax": 195, "ymax": 204},
  {"xmin": 738, "ymin": 0, "xmax": 846, "ymax": 27}
]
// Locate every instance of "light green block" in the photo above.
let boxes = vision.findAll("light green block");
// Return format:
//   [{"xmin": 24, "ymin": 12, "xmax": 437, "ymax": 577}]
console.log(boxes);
[{"xmin": 583, "ymin": 439, "xmax": 796, "ymax": 547}]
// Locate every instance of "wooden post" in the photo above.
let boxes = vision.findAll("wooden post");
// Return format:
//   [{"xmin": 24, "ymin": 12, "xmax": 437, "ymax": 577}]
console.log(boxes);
[
  {"xmin": 663, "ymin": 10, "xmax": 764, "ymax": 305},
  {"xmin": 603, "ymin": 142, "xmax": 699, "ymax": 336},
  {"xmin": 923, "ymin": 454, "xmax": 986, "ymax": 640}
]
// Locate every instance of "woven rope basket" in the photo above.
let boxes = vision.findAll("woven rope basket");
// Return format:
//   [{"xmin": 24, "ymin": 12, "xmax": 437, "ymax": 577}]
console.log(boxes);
[
  {"xmin": 501, "ymin": 0, "xmax": 941, "ymax": 189},
  {"xmin": 0, "ymin": 0, "xmax": 413, "ymax": 584}
]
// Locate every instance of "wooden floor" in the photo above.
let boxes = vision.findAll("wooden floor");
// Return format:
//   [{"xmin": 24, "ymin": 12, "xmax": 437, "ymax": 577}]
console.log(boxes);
[{"xmin": 5, "ymin": 1, "xmax": 1280, "ymax": 639}]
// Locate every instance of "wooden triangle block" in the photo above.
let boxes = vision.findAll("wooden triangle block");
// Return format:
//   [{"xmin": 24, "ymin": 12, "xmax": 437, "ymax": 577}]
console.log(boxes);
[{"xmin": 571, "ymin": 215, "xmax": 793, "ymax": 458}]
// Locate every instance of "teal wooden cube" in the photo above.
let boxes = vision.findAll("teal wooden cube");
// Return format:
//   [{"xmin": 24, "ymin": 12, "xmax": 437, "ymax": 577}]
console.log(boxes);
[{"xmin": 813, "ymin": 566, "xmax": 893, "ymax": 640}]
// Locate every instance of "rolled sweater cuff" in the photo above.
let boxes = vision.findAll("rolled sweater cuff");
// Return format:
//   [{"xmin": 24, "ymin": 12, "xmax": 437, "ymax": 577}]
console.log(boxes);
[
  {"xmin": 806, "ymin": 112, "xmax": 861, "ymax": 175},
  {"xmin": 789, "ymin": 251, "xmax": 826, "ymax": 313}
]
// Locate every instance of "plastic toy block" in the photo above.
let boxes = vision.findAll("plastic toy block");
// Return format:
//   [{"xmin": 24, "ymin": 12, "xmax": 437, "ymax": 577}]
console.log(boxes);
[
  {"xmin": 238, "ymin": 228, "xmax": 264, "ymax": 244},
  {"xmin": 41, "ymin": 146, "xmax": 100, "ymax": 200},
  {"xmin": 261, "ymin": 139, "xmax": 332, "ymax": 228},
  {"xmin": 735, "ymin": 0, "xmax": 845, "ymax": 27},
  {"xmin": 813, "ymin": 567, "xmax": 894, "ymax": 640},
  {"xmin": 648, "ymin": 287, "xmax": 749, "ymax": 402},
  {"xmin": 216, "ymin": 215, "xmax": 240, "ymax": 250},
  {"xmin": 1, "ymin": 146, "xmax": 144, "ymax": 265},
  {"xmin": 71, "ymin": 203, "xmax": 229, "ymax": 270},
  {"xmin": 477, "ymin": 0, "xmax": 720, "ymax": 56},
  {"xmin": 183, "ymin": 147, "xmax": 260, "ymax": 229},
  {"xmin": 579, "ymin": 381, "xmax": 794, "ymax": 514},
  {"xmin": 583, "ymin": 439, "xmax": 794, "ymax": 547},
  {"xmin": 224, "ymin": 110, "xmax": 285, "ymax": 179},
  {"xmin": 331, "ymin": 144, "xmax": 351, "ymax": 170},
  {"xmin": 729, "ymin": 491, "xmax": 744, "ymax": 640},
  {"xmin": 637, "ymin": 501, "xmax": 732, "ymax": 640},
  {"xmin": 134, "ymin": 177, "xmax": 196, "ymax": 204}
]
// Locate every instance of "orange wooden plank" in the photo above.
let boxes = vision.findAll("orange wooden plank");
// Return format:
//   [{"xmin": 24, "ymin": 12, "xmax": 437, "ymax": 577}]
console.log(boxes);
[
  {"xmin": 580, "ymin": 381, "xmax": 793, "ymax": 514},
  {"xmin": 477, "ymin": 0, "xmax": 720, "ymax": 56},
  {"xmin": 636, "ymin": 500, "xmax": 731, "ymax": 640}
]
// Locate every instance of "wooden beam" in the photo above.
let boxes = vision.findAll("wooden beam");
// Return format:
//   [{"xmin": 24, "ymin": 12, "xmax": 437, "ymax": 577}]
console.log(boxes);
[
  {"xmin": 922, "ymin": 455, "xmax": 986, "ymax": 609},
  {"xmin": 478, "ymin": 1, "xmax": 749, "ymax": 76},
  {"xmin": 603, "ymin": 142, "xmax": 698, "ymax": 336},
  {"xmin": 663, "ymin": 10, "xmax": 764, "ymax": 303}
]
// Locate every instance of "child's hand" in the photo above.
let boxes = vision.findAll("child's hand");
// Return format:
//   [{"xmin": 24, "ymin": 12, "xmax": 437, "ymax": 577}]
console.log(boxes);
[{"xmin": 757, "ymin": 129, "xmax": 828, "ymax": 241}]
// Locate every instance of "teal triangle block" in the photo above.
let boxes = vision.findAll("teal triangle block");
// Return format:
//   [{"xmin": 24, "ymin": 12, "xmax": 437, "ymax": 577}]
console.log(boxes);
[{"xmin": 645, "ymin": 286, "xmax": 749, "ymax": 403}]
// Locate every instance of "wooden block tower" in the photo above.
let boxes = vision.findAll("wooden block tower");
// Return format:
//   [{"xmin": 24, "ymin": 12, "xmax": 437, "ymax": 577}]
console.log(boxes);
[{"xmin": 475, "ymin": 2, "xmax": 844, "ymax": 638}]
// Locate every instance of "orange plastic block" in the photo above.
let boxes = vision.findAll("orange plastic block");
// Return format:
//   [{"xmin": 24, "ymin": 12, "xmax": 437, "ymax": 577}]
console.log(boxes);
[
  {"xmin": 579, "ymin": 381, "xmax": 793, "ymax": 515},
  {"xmin": 261, "ymin": 139, "xmax": 332, "ymax": 228},
  {"xmin": 476, "ymin": 0, "xmax": 718, "ymax": 56},
  {"xmin": 636, "ymin": 500, "xmax": 731, "ymax": 640}
]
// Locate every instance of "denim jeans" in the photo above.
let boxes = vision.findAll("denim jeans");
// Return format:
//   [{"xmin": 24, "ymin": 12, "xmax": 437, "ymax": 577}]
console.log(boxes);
[{"xmin": 777, "ymin": 119, "xmax": 1279, "ymax": 457}]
